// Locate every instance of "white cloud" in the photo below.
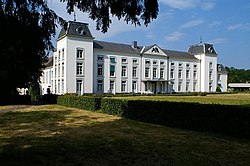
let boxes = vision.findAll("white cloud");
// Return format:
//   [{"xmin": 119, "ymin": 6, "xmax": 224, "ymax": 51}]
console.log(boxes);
[
  {"xmin": 179, "ymin": 19, "xmax": 204, "ymax": 29},
  {"xmin": 209, "ymin": 21, "xmax": 221, "ymax": 28},
  {"xmin": 160, "ymin": 0, "xmax": 198, "ymax": 9},
  {"xmin": 165, "ymin": 31, "xmax": 184, "ymax": 42},
  {"xmin": 228, "ymin": 23, "xmax": 250, "ymax": 31},
  {"xmin": 209, "ymin": 38, "xmax": 227, "ymax": 44},
  {"xmin": 202, "ymin": 2, "xmax": 215, "ymax": 11},
  {"xmin": 160, "ymin": 0, "xmax": 215, "ymax": 10}
]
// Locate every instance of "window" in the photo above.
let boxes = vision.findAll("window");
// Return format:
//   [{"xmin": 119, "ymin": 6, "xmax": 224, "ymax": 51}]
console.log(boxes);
[
  {"xmin": 121, "ymin": 81, "xmax": 127, "ymax": 92},
  {"xmin": 179, "ymin": 63, "xmax": 183, "ymax": 67},
  {"xmin": 110, "ymin": 57, "xmax": 116, "ymax": 63},
  {"xmin": 77, "ymin": 49, "xmax": 84, "ymax": 59},
  {"xmin": 186, "ymin": 63, "xmax": 190, "ymax": 68},
  {"xmin": 153, "ymin": 60, "xmax": 157, "ymax": 65},
  {"xmin": 145, "ymin": 67, "xmax": 150, "ymax": 78},
  {"xmin": 58, "ymin": 80, "xmax": 60, "ymax": 93},
  {"xmin": 58, "ymin": 50, "xmax": 61, "ymax": 61},
  {"xmin": 97, "ymin": 80, "xmax": 103, "ymax": 93},
  {"xmin": 132, "ymin": 81, "xmax": 137, "ymax": 92},
  {"xmin": 62, "ymin": 79, "xmax": 64, "ymax": 93},
  {"xmin": 133, "ymin": 59, "xmax": 138, "ymax": 64},
  {"xmin": 76, "ymin": 80, "xmax": 83, "ymax": 95},
  {"xmin": 132, "ymin": 66, "xmax": 137, "ymax": 78},
  {"xmin": 218, "ymin": 74, "xmax": 221, "ymax": 81},
  {"xmin": 55, "ymin": 65, "xmax": 57, "ymax": 77},
  {"xmin": 178, "ymin": 69, "xmax": 182, "ymax": 79},
  {"xmin": 110, "ymin": 65, "xmax": 115, "ymax": 77},
  {"xmin": 171, "ymin": 62, "xmax": 175, "ymax": 66},
  {"xmin": 110, "ymin": 80, "xmax": 114, "ymax": 93},
  {"xmin": 193, "ymin": 82, "xmax": 197, "ymax": 91},
  {"xmin": 209, "ymin": 62, "xmax": 213, "ymax": 69},
  {"xmin": 170, "ymin": 69, "xmax": 174, "ymax": 79},
  {"xmin": 193, "ymin": 70, "xmax": 197, "ymax": 80},
  {"xmin": 58, "ymin": 64, "xmax": 60, "ymax": 76},
  {"xmin": 178, "ymin": 82, "xmax": 182, "ymax": 92},
  {"xmin": 186, "ymin": 70, "xmax": 190, "ymax": 79},
  {"xmin": 97, "ymin": 55, "xmax": 104, "ymax": 61},
  {"xmin": 62, "ymin": 49, "xmax": 64, "ymax": 60},
  {"xmin": 145, "ymin": 60, "xmax": 150, "ymax": 65},
  {"xmin": 209, "ymin": 71, "xmax": 212, "ymax": 80},
  {"xmin": 153, "ymin": 68, "xmax": 157, "ymax": 78},
  {"xmin": 77, "ymin": 63, "xmax": 84, "ymax": 75},
  {"xmin": 209, "ymin": 82, "xmax": 212, "ymax": 92},
  {"xmin": 62, "ymin": 63, "xmax": 64, "ymax": 77},
  {"xmin": 121, "ymin": 58, "xmax": 127, "ymax": 63},
  {"xmin": 160, "ymin": 68, "xmax": 164, "ymax": 78},
  {"xmin": 186, "ymin": 82, "xmax": 190, "ymax": 92},
  {"xmin": 97, "ymin": 64, "xmax": 103, "ymax": 76},
  {"xmin": 194, "ymin": 64, "xmax": 197, "ymax": 68},
  {"xmin": 121, "ymin": 66, "xmax": 127, "ymax": 77},
  {"xmin": 55, "ymin": 56, "xmax": 57, "ymax": 63},
  {"xmin": 160, "ymin": 61, "xmax": 164, "ymax": 65}
]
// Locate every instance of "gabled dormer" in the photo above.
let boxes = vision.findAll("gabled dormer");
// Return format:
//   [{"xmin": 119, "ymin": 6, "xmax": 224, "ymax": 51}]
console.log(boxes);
[{"xmin": 142, "ymin": 44, "xmax": 167, "ymax": 57}]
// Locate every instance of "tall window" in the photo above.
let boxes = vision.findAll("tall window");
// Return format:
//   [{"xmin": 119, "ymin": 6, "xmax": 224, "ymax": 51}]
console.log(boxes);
[
  {"xmin": 170, "ymin": 69, "xmax": 174, "ymax": 79},
  {"xmin": 97, "ymin": 55, "xmax": 104, "ymax": 61},
  {"xmin": 97, "ymin": 80, "xmax": 103, "ymax": 93},
  {"xmin": 62, "ymin": 63, "xmax": 64, "ymax": 77},
  {"xmin": 110, "ymin": 65, "xmax": 115, "ymax": 77},
  {"xmin": 97, "ymin": 64, "xmax": 103, "ymax": 76},
  {"xmin": 58, "ymin": 64, "xmax": 60, "ymax": 76},
  {"xmin": 132, "ymin": 81, "xmax": 137, "ymax": 92},
  {"xmin": 77, "ymin": 49, "xmax": 84, "ymax": 59},
  {"xmin": 186, "ymin": 82, "xmax": 190, "ymax": 92},
  {"xmin": 178, "ymin": 82, "xmax": 182, "ymax": 92},
  {"xmin": 77, "ymin": 63, "xmax": 84, "ymax": 75},
  {"xmin": 209, "ymin": 70, "xmax": 212, "ymax": 80},
  {"xmin": 110, "ymin": 57, "xmax": 116, "ymax": 63},
  {"xmin": 133, "ymin": 59, "xmax": 138, "ymax": 64},
  {"xmin": 209, "ymin": 82, "xmax": 212, "ymax": 92},
  {"xmin": 62, "ymin": 79, "xmax": 64, "ymax": 93},
  {"xmin": 209, "ymin": 62, "xmax": 213, "ymax": 69},
  {"xmin": 160, "ymin": 68, "xmax": 164, "ymax": 78},
  {"xmin": 121, "ymin": 58, "xmax": 127, "ymax": 63},
  {"xmin": 145, "ymin": 67, "xmax": 150, "ymax": 78},
  {"xmin": 178, "ymin": 69, "xmax": 182, "ymax": 79},
  {"xmin": 110, "ymin": 80, "xmax": 114, "ymax": 93},
  {"xmin": 153, "ymin": 68, "xmax": 157, "ymax": 78},
  {"xmin": 186, "ymin": 70, "xmax": 190, "ymax": 79},
  {"xmin": 121, "ymin": 81, "xmax": 127, "ymax": 92},
  {"xmin": 145, "ymin": 60, "xmax": 150, "ymax": 65},
  {"xmin": 62, "ymin": 49, "xmax": 64, "ymax": 60},
  {"xmin": 121, "ymin": 66, "xmax": 127, "ymax": 77},
  {"xmin": 193, "ymin": 70, "xmax": 197, "ymax": 80},
  {"xmin": 76, "ymin": 80, "xmax": 83, "ymax": 95},
  {"xmin": 153, "ymin": 60, "xmax": 157, "ymax": 65},
  {"xmin": 58, "ymin": 50, "xmax": 61, "ymax": 61},
  {"xmin": 132, "ymin": 66, "xmax": 137, "ymax": 78},
  {"xmin": 193, "ymin": 82, "xmax": 197, "ymax": 91}
]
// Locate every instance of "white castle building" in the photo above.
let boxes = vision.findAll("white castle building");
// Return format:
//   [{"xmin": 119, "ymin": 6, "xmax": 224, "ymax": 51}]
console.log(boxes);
[{"xmin": 40, "ymin": 21, "xmax": 228, "ymax": 95}]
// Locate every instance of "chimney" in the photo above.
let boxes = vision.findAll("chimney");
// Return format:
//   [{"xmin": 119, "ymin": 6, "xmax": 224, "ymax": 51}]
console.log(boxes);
[{"xmin": 132, "ymin": 41, "xmax": 137, "ymax": 49}]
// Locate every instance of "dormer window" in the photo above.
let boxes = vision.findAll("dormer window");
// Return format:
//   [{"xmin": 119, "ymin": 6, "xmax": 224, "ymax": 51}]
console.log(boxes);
[
  {"xmin": 76, "ymin": 26, "xmax": 85, "ymax": 35},
  {"xmin": 121, "ymin": 58, "xmax": 127, "ymax": 63},
  {"xmin": 152, "ymin": 47, "xmax": 159, "ymax": 53}
]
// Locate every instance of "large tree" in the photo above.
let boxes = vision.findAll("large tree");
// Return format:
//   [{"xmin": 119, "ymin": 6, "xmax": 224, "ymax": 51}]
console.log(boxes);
[{"xmin": 0, "ymin": 0, "xmax": 158, "ymax": 98}]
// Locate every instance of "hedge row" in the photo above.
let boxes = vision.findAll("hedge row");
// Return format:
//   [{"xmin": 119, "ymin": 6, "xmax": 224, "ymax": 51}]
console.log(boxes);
[
  {"xmin": 0, "ymin": 95, "xmax": 31, "ymax": 105},
  {"xmin": 57, "ymin": 95, "xmax": 250, "ymax": 138},
  {"xmin": 57, "ymin": 95, "xmax": 101, "ymax": 111}
]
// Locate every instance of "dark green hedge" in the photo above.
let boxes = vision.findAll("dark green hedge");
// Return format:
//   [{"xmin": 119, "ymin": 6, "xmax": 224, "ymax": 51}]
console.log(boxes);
[
  {"xmin": 101, "ymin": 98, "xmax": 250, "ymax": 138},
  {"xmin": 57, "ymin": 95, "xmax": 101, "ymax": 111},
  {"xmin": 0, "ymin": 95, "xmax": 31, "ymax": 105}
]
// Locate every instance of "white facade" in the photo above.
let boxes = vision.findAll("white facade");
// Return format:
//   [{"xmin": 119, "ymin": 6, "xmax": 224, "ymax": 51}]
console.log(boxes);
[{"xmin": 40, "ymin": 21, "xmax": 228, "ymax": 95}]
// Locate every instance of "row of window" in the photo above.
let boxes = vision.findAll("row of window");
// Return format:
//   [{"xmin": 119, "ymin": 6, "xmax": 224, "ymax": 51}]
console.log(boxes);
[
  {"xmin": 171, "ymin": 62, "xmax": 198, "ymax": 68},
  {"xmin": 173, "ymin": 81, "xmax": 197, "ymax": 92},
  {"xmin": 170, "ymin": 69, "xmax": 198, "ymax": 80}
]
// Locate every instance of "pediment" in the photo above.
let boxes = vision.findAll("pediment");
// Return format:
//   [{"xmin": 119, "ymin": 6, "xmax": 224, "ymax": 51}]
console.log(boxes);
[{"xmin": 143, "ymin": 44, "xmax": 167, "ymax": 56}]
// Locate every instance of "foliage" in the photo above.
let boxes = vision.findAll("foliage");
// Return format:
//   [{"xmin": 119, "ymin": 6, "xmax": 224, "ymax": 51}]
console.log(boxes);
[
  {"xmin": 226, "ymin": 66, "xmax": 250, "ymax": 83},
  {"xmin": 28, "ymin": 81, "xmax": 40, "ymax": 100},
  {"xmin": 57, "ymin": 95, "xmax": 101, "ymax": 111}
]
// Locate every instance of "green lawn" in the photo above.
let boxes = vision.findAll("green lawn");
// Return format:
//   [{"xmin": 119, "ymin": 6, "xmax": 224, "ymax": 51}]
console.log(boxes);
[
  {"xmin": 0, "ymin": 105, "xmax": 250, "ymax": 166},
  {"xmin": 112, "ymin": 93, "xmax": 250, "ymax": 105}
]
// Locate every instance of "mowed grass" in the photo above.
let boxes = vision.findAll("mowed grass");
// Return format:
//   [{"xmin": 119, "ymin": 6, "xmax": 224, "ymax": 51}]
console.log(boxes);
[
  {"xmin": 113, "ymin": 93, "xmax": 250, "ymax": 105},
  {"xmin": 0, "ymin": 105, "xmax": 250, "ymax": 166}
]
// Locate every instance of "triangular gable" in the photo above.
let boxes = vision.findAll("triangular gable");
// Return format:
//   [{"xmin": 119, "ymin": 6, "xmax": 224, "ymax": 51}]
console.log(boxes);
[{"xmin": 143, "ymin": 44, "xmax": 167, "ymax": 56}]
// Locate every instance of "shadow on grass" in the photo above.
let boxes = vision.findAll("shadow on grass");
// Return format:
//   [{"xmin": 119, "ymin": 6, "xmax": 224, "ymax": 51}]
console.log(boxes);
[{"xmin": 0, "ymin": 108, "xmax": 250, "ymax": 166}]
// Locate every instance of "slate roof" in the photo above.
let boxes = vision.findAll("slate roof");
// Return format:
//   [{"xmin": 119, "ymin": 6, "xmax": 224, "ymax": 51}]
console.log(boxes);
[
  {"xmin": 58, "ymin": 21, "xmax": 93, "ymax": 40},
  {"xmin": 163, "ymin": 49, "xmax": 198, "ymax": 60},
  {"xmin": 217, "ymin": 64, "xmax": 227, "ymax": 73},
  {"xmin": 188, "ymin": 43, "xmax": 217, "ymax": 55},
  {"xmin": 94, "ymin": 40, "xmax": 142, "ymax": 54}
]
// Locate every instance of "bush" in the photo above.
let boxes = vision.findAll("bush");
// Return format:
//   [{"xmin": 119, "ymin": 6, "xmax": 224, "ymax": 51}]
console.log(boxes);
[
  {"xmin": 41, "ymin": 94, "xmax": 58, "ymax": 104},
  {"xmin": 57, "ymin": 95, "xmax": 101, "ymax": 111}
]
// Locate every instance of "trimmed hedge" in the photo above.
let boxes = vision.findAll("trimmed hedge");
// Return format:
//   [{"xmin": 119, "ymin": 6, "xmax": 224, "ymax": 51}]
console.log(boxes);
[
  {"xmin": 101, "ymin": 98, "xmax": 250, "ymax": 138},
  {"xmin": 0, "ymin": 95, "xmax": 31, "ymax": 105},
  {"xmin": 57, "ymin": 95, "xmax": 101, "ymax": 111}
]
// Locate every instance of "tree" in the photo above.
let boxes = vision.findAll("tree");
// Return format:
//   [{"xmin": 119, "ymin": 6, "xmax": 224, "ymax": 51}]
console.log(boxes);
[{"xmin": 0, "ymin": 0, "xmax": 159, "ymax": 99}]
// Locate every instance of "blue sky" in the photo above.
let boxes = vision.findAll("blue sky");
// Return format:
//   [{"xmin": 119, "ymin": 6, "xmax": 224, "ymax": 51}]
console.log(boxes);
[{"xmin": 48, "ymin": 0, "xmax": 250, "ymax": 69}]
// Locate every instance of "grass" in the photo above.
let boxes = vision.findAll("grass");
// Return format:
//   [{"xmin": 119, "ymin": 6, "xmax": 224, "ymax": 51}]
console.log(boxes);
[
  {"xmin": 112, "ymin": 93, "xmax": 250, "ymax": 105},
  {"xmin": 0, "ymin": 105, "xmax": 250, "ymax": 165}
]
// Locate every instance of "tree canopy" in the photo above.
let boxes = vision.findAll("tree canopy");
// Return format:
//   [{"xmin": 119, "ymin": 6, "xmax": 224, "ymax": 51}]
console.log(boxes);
[
  {"xmin": 225, "ymin": 67, "xmax": 250, "ymax": 83},
  {"xmin": 0, "ymin": 0, "xmax": 158, "ymax": 97}
]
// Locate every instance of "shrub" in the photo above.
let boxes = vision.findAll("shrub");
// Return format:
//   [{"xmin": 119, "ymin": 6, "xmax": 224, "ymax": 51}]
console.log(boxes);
[
  {"xmin": 57, "ymin": 95, "xmax": 101, "ymax": 111},
  {"xmin": 41, "ymin": 94, "xmax": 58, "ymax": 104}
]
